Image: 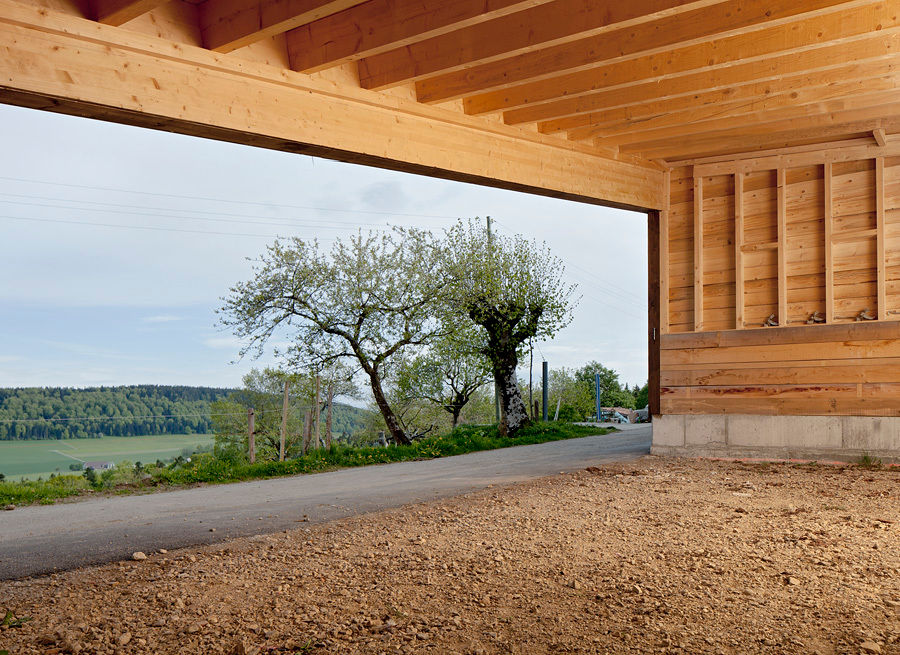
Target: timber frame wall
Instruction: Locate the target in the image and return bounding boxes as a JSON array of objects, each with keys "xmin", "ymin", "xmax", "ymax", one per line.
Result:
[{"xmin": 659, "ymin": 143, "xmax": 900, "ymax": 423}]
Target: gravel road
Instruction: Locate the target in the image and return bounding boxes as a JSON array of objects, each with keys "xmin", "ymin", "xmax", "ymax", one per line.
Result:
[{"xmin": 0, "ymin": 426, "xmax": 649, "ymax": 579}]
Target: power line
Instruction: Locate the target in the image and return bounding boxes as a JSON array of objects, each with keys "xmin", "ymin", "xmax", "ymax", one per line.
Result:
[{"xmin": 0, "ymin": 175, "xmax": 462, "ymax": 220}]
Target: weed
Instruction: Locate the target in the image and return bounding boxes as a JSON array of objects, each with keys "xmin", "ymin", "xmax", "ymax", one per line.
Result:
[
  {"xmin": 1, "ymin": 609, "xmax": 32, "ymax": 628},
  {"xmin": 856, "ymin": 453, "xmax": 883, "ymax": 469}
]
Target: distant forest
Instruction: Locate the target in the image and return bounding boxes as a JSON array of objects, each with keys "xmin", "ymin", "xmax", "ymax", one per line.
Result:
[{"xmin": 0, "ymin": 385, "xmax": 366, "ymax": 440}]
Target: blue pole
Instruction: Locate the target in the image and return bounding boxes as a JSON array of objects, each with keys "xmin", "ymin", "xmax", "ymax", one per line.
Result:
[
  {"xmin": 595, "ymin": 373, "xmax": 601, "ymax": 422},
  {"xmin": 542, "ymin": 361, "xmax": 549, "ymax": 421}
]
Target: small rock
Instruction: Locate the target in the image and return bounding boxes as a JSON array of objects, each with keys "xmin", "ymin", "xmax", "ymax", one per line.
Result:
[
  {"xmin": 132, "ymin": 552, "xmax": 147, "ymax": 561},
  {"xmin": 158, "ymin": 549, "xmax": 168, "ymax": 554},
  {"xmin": 186, "ymin": 622, "xmax": 201, "ymax": 634},
  {"xmin": 117, "ymin": 632, "xmax": 132, "ymax": 646},
  {"xmin": 209, "ymin": 528, "xmax": 216, "ymax": 532},
  {"xmin": 786, "ymin": 577, "xmax": 800, "ymax": 586},
  {"xmin": 3, "ymin": 504, "xmax": 15, "ymax": 511},
  {"xmin": 860, "ymin": 641, "xmax": 882, "ymax": 654}
]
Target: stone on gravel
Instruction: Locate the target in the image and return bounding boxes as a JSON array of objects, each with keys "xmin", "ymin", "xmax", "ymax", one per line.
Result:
[
  {"xmin": 860, "ymin": 641, "xmax": 883, "ymax": 653},
  {"xmin": 131, "ymin": 551, "xmax": 147, "ymax": 561}
]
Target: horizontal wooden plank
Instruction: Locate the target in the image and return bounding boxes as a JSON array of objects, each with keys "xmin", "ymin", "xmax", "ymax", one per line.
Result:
[
  {"xmin": 660, "ymin": 319, "xmax": 900, "ymax": 349},
  {"xmin": 660, "ymin": 396, "xmax": 900, "ymax": 416},
  {"xmin": 661, "ymin": 359, "xmax": 900, "ymax": 385}
]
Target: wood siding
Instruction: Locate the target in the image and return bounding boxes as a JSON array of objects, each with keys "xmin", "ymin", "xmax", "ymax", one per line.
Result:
[{"xmin": 660, "ymin": 147, "xmax": 900, "ymax": 417}]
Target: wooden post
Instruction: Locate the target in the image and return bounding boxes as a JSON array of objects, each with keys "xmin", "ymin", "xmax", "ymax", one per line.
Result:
[
  {"xmin": 659, "ymin": 169, "xmax": 670, "ymax": 335},
  {"xmin": 693, "ymin": 174, "xmax": 704, "ymax": 332},
  {"xmin": 734, "ymin": 171, "xmax": 744, "ymax": 329},
  {"xmin": 325, "ymin": 384, "xmax": 334, "ymax": 448},
  {"xmin": 777, "ymin": 168, "xmax": 788, "ymax": 325},
  {"xmin": 248, "ymin": 407, "xmax": 255, "ymax": 464},
  {"xmin": 876, "ymin": 156, "xmax": 886, "ymax": 320},
  {"xmin": 314, "ymin": 375, "xmax": 321, "ymax": 450},
  {"xmin": 648, "ymin": 210, "xmax": 661, "ymax": 416},
  {"xmin": 280, "ymin": 379, "xmax": 289, "ymax": 461},
  {"xmin": 825, "ymin": 162, "xmax": 835, "ymax": 323}
]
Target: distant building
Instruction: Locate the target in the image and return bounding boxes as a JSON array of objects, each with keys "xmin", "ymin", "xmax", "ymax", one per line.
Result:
[{"xmin": 82, "ymin": 461, "xmax": 115, "ymax": 471}]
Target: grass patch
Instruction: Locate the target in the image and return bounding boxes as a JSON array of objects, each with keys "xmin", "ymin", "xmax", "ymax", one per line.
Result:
[{"xmin": 0, "ymin": 423, "xmax": 613, "ymax": 506}]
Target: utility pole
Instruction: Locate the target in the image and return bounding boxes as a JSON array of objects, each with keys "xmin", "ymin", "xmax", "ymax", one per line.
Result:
[
  {"xmin": 279, "ymin": 379, "xmax": 289, "ymax": 461},
  {"xmin": 247, "ymin": 407, "xmax": 255, "ymax": 464},
  {"xmin": 595, "ymin": 372, "xmax": 602, "ymax": 422},
  {"xmin": 486, "ymin": 215, "xmax": 492, "ymax": 247},
  {"xmin": 542, "ymin": 361, "xmax": 549, "ymax": 421}
]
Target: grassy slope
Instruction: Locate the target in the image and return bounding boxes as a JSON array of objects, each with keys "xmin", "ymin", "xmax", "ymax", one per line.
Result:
[
  {"xmin": 0, "ymin": 423, "xmax": 613, "ymax": 506},
  {"xmin": 0, "ymin": 434, "xmax": 215, "ymax": 480}
]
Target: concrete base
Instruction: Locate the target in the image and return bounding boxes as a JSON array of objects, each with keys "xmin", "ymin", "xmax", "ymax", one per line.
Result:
[{"xmin": 651, "ymin": 414, "xmax": 900, "ymax": 463}]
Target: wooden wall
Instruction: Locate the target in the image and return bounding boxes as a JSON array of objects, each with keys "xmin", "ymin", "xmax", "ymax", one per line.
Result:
[{"xmin": 659, "ymin": 144, "xmax": 900, "ymax": 417}]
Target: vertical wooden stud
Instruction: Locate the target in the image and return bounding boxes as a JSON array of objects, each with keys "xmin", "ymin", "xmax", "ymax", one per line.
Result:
[
  {"xmin": 693, "ymin": 174, "xmax": 704, "ymax": 332},
  {"xmin": 734, "ymin": 172, "xmax": 744, "ymax": 329},
  {"xmin": 876, "ymin": 156, "xmax": 886, "ymax": 320},
  {"xmin": 660, "ymin": 170, "xmax": 670, "ymax": 335},
  {"xmin": 777, "ymin": 168, "xmax": 788, "ymax": 325},
  {"xmin": 825, "ymin": 162, "xmax": 834, "ymax": 323},
  {"xmin": 648, "ymin": 211, "xmax": 661, "ymax": 416}
]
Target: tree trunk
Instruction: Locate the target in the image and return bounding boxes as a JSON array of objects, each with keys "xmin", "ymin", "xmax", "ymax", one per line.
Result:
[
  {"xmin": 302, "ymin": 411, "xmax": 312, "ymax": 454},
  {"xmin": 451, "ymin": 406, "xmax": 461, "ymax": 428},
  {"xmin": 325, "ymin": 385, "xmax": 334, "ymax": 448},
  {"xmin": 368, "ymin": 369, "xmax": 411, "ymax": 445},
  {"xmin": 495, "ymin": 363, "xmax": 530, "ymax": 436}
]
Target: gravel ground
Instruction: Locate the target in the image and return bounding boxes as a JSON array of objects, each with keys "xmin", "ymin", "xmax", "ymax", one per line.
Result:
[{"xmin": 1, "ymin": 456, "xmax": 898, "ymax": 655}]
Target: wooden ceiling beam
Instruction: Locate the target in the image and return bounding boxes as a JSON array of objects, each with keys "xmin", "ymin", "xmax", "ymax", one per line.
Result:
[
  {"xmin": 355, "ymin": 0, "xmax": 717, "ymax": 90},
  {"xmin": 415, "ymin": 0, "xmax": 871, "ymax": 102},
  {"xmin": 617, "ymin": 107, "xmax": 900, "ymax": 160},
  {"xmin": 504, "ymin": 38, "xmax": 898, "ymax": 126},
  {"xmin": 586, "ymin": 89, "xmax": 900, "ymax": 147},
  {"xmin": 562, "ymin": 74, "xmax": 900, "ymax": 142},
  {"xmin": 91, "ymin": 0, "xmax": 168, "ymax": 25},
  {"xmin": 463, "ymin": 3, "xmax": 899, "ymax": 115},
  {"xmin": 0, "ymin": 0, "xmax": 665, "ymax": 213},
  {"xmin": 286, "ymin": 0, "xmax": 553, "ymax": 74},
  {"xmin": 200, "ymin": 0, "xmax": 367, "ymax": 53}
]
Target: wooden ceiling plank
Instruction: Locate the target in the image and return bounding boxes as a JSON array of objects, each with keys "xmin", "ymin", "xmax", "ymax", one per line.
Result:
[
  {"xmin": 286, "ymin": 0, "xmax": 553, "ymax": 74},
  {"xmin": 537, "ymin": 60, "xmax": 898, "ymax": 135},
  {"xmin": 462, "ymin": 5, "xmax": 900, "ymax": 114},
  {"xmin": 618, "ymin": 110, "xmax": 900, "ymax": 160},
  {"xmin": 593, "ymin": 90, "xmax": 900, "ymax": 147},
  {"xmin": 200, "ymin": 0, "xmax": 367, "ymax": 53},
  {"xmin": 415, "ymin": 0, "xmax": 876, "ymax": 102},
  {"xmin": 92, "ymin": 0, "xmax": 169, "ymax": 25},
  {"xmin": 356, "ymin": 0, "xmax": 719, "ymax": 90},
  {"xmin": 566, "ymin": 76, "xmax": 900, "ymax": 142}
]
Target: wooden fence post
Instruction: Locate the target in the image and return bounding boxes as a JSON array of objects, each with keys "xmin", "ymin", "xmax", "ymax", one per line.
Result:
[
  {"xmin": 248, "ymin": 407, "xmax": 255, "ymax": 464},
  {"xmin": 280, "ymin": 379, "xmax": 289, "ymax": 462}
]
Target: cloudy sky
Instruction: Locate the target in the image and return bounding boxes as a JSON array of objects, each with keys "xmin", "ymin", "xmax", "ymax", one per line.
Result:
[{"xmin": 0, "ymin": 104, "xmax": 648, "ymax": 392}]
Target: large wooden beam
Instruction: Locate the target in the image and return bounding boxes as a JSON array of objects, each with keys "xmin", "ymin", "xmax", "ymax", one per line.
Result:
[
  {"xmin": 694, "ymin": 175, "xmax": 704, "ymax": 332},
  {"xmin": 200, "ymin": 0, "xmax": 367, "ymax": 53},
  {"xmin": 0, "ymin": 0, "xmax": 664, "ymax": 212},
  {"xmin": 462, "ymin": 6, "xmax": 900, "ymax": 114},
  {"xmin": 502, "ymin": 38, "xmax": 899, "ymax": 125},
  {"xmin": 91, "ymin": 0, "xmax": 168, "ymax": 25},
  {"xmin": 356, "ymin": 0, "xmax": 711, "ymax": 90},
  {"xmin": 415, "ymin": 0, "xmax": 876, "ymax": 103},
  {"xmin": 286, "ymin": 0, "xmax": 550, "ymax": 74}
]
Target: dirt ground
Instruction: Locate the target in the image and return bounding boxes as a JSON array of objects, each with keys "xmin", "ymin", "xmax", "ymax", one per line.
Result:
[{"xmin": 1, "ymin": 456, "xmax": 898, "ymax": 655}]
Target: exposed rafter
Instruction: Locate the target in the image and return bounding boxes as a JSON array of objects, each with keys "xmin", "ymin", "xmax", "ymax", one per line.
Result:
[{"xmin": 91, "ymin": 0, "xmax": 168, "ymax": 25}]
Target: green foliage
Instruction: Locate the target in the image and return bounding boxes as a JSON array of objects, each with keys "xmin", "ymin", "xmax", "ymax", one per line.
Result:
[
  {"xmin": 82, "ymin": 467, "xmax": 98, "ymax": 488},
  {"xmin": 1, "ymin": 609, "xmax": 32, "ymax": 628},
  {"xmin": 0, "ymin": 473, "xmax": 89, "ymax": 505},
  {"xmin": 856, "ymin": 452, "xmax": 883, "ymax": 469},
  {"xmin": 0, "ymin": 385, "xmax": 233, "ymax": 440}
]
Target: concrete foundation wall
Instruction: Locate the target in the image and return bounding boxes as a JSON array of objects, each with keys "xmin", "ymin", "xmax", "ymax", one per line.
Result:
[{"xmin": 651, "ymin": 414, "xmax": 900, "ymax": 462}]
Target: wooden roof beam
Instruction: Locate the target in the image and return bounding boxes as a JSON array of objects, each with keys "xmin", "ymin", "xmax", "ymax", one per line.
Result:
[
  {"xmin": 414, "ymin": 0, "xmax": 872, "ymax": 102},
  {"xmin": 564, "ymin": 76, "xmax": 900, "ymax": 142},
  {"xmin": 200, "ymin": 0, "xmax": 368, "ymax": 53},
  {"xmin": 355, "ymin": 0, "xmax": 718, "ymax": 90},
  {"xmin": 506, "ymin": 44, "xmax": 897, "ymax": 127},
  {"xmin": 286, "ymin": 0, "xmax": 556, "ymax": 74},
  {"xmin": 91, "ymin": 0, "xmax": 169, "ymax": 25},
  {"xmin": 874, "ymin": 128, "xmax": 888, "ymax": 146},
  {"xmin": 463, "ymin": 3, "xmax": 899, "ymax": 115}
]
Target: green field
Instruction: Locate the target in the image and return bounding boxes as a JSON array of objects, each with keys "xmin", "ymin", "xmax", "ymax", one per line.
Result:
[{"xmin": 0, "ymin": 434, "xmax": 214, "ymax": 481}]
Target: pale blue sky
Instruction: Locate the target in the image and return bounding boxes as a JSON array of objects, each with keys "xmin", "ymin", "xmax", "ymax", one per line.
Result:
[{"xmin": 0, "ymin": 104, "xmax": 648, "ymax": 391}]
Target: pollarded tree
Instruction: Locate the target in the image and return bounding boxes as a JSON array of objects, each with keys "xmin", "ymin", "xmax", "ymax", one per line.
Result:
[
  {"xmin": 219, "ymin": 229, "xmax": 447, "ymax": 445},
  {"xmin": 442, "ymin": 219, "xmax": 578, "ymax": 436}
]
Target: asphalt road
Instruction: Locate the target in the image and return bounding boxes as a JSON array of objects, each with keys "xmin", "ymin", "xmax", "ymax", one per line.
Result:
[{"xmin": 0, "ymin": 426, "xmax": 650, "ymax": 580}]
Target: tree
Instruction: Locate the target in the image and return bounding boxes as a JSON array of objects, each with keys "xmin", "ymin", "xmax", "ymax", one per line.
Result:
[
  {"xmin": 442, "ymin": 219, "xmax": 577, "ymax": 436},
  {"xmin": 394, "ymin": 330, "xmax": 492, "ymax": 428},
  {"xmin": 219, "ymin": 229, "xmax": 447, "ymax": 445},
  {"xmin": 575, "ymin": 362, "xmax": 636, "ymax": 410}
]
